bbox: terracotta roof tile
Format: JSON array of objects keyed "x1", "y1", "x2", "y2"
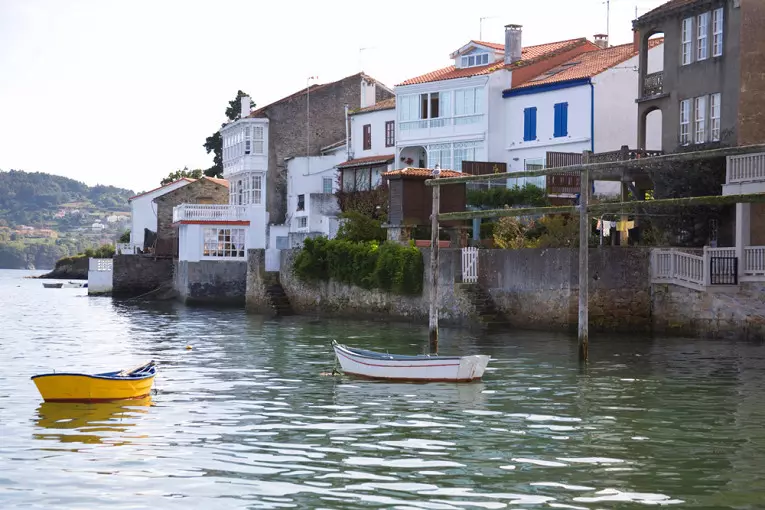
[
  {"x1": 203, "y1": 176, "x2": 230, "y2": 187},
  {"x1": 338, "y1": 155, "x2": 395, "y2": 168},
  {"x1": 382, "y1": 168, "x2": 464, "y2": 178},
  {"x1": 513, "y1": 38, "x2": 664, "y2": 90},
  {"x1": 349, "y1": 97, "x2": 396, "y2": 115},
  {"x1": 128, "y1": 178, "x2": 194, "y2": 201},
  {"x1": 398, "y1": 38, "x2": 594, "y2": 86}
]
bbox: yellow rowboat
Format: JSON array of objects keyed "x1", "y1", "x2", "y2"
[{"x1": 31, "y1": 361, "x2": 156, "y2": 403}]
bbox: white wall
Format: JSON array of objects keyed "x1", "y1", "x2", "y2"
[
  {"x1": 129, "y1": 179, "x2": 191, "y2": 248},
  {"x1": 178, "y1": 213, "x2": 266, "y2": 262},
  {"x1": 349, "y1": 108, "x2": 396, "y2": 160},
  {"x1": 286, "y1": 151, "x2": 346, "y2": 237},
  {"x1": 504, "y1": 83, "x2": 593, "y2": 174},
  {"x1": 486, "y1": 70, "x2": 512, "y2": 163},
  {"x1": 593, "y1": 43, "x2": 664, "y2": 153}
]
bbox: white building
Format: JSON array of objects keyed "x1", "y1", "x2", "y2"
[
  {"x1": 502, "y1": 36, "x2": 664, "y2": 194},
  {"x1": 127, "y1": 178, "x2": 193, "y2": 252},
  {"x1": 395, "y1": 25, "x2": 601, "y2": 173},
  {"x1": 173, "y1": 96, "x2": 269, "y2": 263},
  {"x1": 283, "y1": 142, "x2": 347, "y2": 248}
]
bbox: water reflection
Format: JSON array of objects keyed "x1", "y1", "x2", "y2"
[{"x1": 34, "y1": 397, "x2": 152, "y2": 446}]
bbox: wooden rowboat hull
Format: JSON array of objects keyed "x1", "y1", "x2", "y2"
[
  {"x1": 332, "y1": 341, "x2": 490, "y2": 383},
  {"x1": 31, "y1": 361, "x2": 156, "y2": 403}
]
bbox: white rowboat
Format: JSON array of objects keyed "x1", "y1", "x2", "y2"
[{"x1": 332, "y1": 340, "x2": 490, "y2": 383}]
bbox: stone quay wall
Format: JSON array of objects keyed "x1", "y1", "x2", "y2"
[
  {"x1": 174, "y1": 260, "x2": 247, "y2": 306},
  {"x1": 112, "y1": 255, "x2": 174, "y2": 297}
]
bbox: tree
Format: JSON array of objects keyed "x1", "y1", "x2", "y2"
[
  {"x1": 335, "y1": 211, "x2": 386, "y2": 242},
  {"x1": 647, "y1": 132, "x2": 732, "y2": 247},
  {"x1": 203, "y1": 90, "x2": 253, "y2": 178},
  {"x1": 118, "y1": 229, "x2": 130, "y2": 243},
  {"x1": 160, "y1": 167, "x2": 203, "y2": 186}
]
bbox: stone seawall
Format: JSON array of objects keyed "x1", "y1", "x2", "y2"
[
  {"x1": 175, "y1": 260, "x2": 247, "y2": 305},
  {"x1": 113, "y1": 255, "x2": 174, "y2": 297}
]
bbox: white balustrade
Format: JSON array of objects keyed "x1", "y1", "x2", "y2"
[
  {"x1": 89, "y1": 258, "x2": 113, "y2": 272},
  {"x1": 652, "y1": 249, "x2": 704, "y2": 290},
  {"x1": 116, "y1": 243, "x2": 137, "y2": 254},
  {"x1": 726, "y1": 153, "x2": 765, "y2": 183},
  {"x1": 707, "y1": 247, "x2": 736, "y2": 258},
  {"x1": 744, "y1": 246, "x2": 765, "y2": 276},
  {"x1": 173, "y1": 204, "x2": 249, "y2": 223}
]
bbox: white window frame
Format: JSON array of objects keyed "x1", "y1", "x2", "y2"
[
  {"x1": 252, "y1": 174, "x2": 262, "y2": 205},
  {"x1": 680, "y1": 99, "x2": 691, "y2": 145},
  {"x1": 682, "y1": 17, "x2": 694, "y2": 65},
  {"x1": 296, "y1": 216, "x2": 308, "y2": 230},
  {"x1": 713, "y1": 8, "x2": 724, "y2": 57},
  {"x1": 694, "y1": 95, "x2": 707, "y2": 144},
  {"x1": 697, "y1": 12, "x2": 709, "y2": 61},
  {"x1": 322, "y1": 177, "x2": 333, "y2": 194},
  {"x1": 202, "y1": 227, "x2": 246, "y2": 259},
  {"x1": 244, "y1": 126, "x2": 251, "y2": 154},
  {"x1": 710, "y1": 93, "x2": 721, "y2": 142},
  {"x1": 460, "y1": 53, "x2": 489, "y2": 68},
  {"x1": 252, "y1": 125, "x2": 264, "y2": 154}
]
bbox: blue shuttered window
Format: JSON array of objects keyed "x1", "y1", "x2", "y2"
[
  {"x1": 554, "y1": 102, "x2": 568, "y2": 138},
  {"x1": 523, "y1": 107, "x2": 537, "y2": 141}
]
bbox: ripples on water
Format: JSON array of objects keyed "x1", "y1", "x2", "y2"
[{"x1": 1, "y1": 270, "x2": 765, "y2": 509}]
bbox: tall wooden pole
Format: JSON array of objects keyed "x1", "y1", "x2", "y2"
[
  {"x1": 429, "y1": 167, "x2": 441, "y2": 353},
  {"x1": 578, "y1": 152, "x2": 590, "y2": 363}
]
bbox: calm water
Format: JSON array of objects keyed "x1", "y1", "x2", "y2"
[{"x1": 1, "y1": 270, "x2": 765, "y2": 509}]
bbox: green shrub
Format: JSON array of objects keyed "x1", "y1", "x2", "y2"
[
  {"x1": 294, "y1": 238, "x2": 423, "y2": 295},
  {"x1": 335, "y1": 211, "x2": 386, "y2": 242}
]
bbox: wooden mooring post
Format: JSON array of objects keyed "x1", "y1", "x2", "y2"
[
  {"x1": 428, "y1": 166, "x2": 441, "y2": 353},
  {"x1": 578, "y1": 152, "x2": 590, "y2": 363}
]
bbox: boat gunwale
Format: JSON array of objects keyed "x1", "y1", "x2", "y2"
[
  {"x1": 333, "y1": 342, "x2": 465, "y2": 362},
  {"x1": 31, "y1": 369, "x2": 156, "y2": 381}
]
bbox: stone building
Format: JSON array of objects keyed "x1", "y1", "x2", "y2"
[
  {"x1": 246, "y1": 72, "x2": 394, "y2": 224},
  {"x1": 153, "y1": 177, "x2": 229, "y2": 256}
]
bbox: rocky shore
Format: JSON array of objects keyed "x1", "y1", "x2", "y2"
[{"x1": 35, "y1": 256, "x2": 88, "y2": 280}]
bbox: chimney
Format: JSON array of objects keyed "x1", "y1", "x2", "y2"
[
  {"x1": 240, "y1": 95, "x2": 251, "y2": 118},
  {"x1": 504, "y1": 24, "x2": 523, "y2": 65},
  {"x1": 594, "y1": 34, "x2": 608, "y2": 49},
  {"x1": 633, "y1": 29, "x2": 640, "y2": 53}
]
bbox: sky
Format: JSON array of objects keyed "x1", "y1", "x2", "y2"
[{"x1": 0, "y1": 0, "x2": 668, "y2": 194}]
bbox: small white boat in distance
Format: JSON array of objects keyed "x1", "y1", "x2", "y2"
[{"x1": 332, "y1": 340, "x2": 490, "y2": 383}]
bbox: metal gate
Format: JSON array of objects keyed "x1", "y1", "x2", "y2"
[
  {"x1": 462, "y1": 247, "x2": 478, "y2": 283},
  {"x1": 265, "y1": 248, "x2": 281, "y2": 272}
]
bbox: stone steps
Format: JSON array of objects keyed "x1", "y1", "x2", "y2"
[
  {"x1": 265, "y1": 281, "x2": 293, "y2": 316},
  {"x1": 456, "y1": 283, "x2": 511, "y2": 329}
]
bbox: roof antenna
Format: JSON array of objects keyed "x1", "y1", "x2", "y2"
[{"x1": 479, "y1": 16, "x2": 498, "y2": 40}]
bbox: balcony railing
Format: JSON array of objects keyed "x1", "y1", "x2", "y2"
[
  {"x1": 173, "y1": 204, "x2": 249, "y2": 223},
  {"x1": 726, "y1": 153, "x2": 765, "y2": 184},
  {"x1": 643, "y1": 71, "x2": 664, "y2": 97},
  {"x1": 744, "y1": 247, "x2": 765, "y2": 276}
]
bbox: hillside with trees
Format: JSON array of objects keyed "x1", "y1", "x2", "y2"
[{"x1": 0, "y1": 169, "x2": 134, "y2": 269}]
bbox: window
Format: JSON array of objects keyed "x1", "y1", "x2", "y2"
[
  {"x1": 682, "y1": 17, "x2": 693, "y2": 65},
  {"x1": 398, "y1": 94, "x2": 419, "y2": 122},
  {"x1": 252, "y1": 175, "x2": 262, "y2": 205},
  {"x1": 713, "y1": 8, "x2": 724, "y2": 57},
  {"x1": 553, "y1": 102, "x2": 569, "y2": 138},
  {"x1": 460, "y1": 53, "x2": 489, "y2": 68},
  {"x1": 697, "y1": 12, "x2": 709, "y2": 61},
  {"x1": 453, "y1": 141, "x2": 481, "y2": 172},
  {"x1": 454, "y1": 87, "x2": 483, "y2": 124},
  {"x1": 694, "y1": 96, "x2": 707, "y2": 143},
  {"x1": 363, "y1": 124, "x2": 371, "y2": 150},
  {"x1": 427, "y1": 143, "x2": 452, "y2": 170},
  {"x1": 322, "y1": 177, "x2": 333, "y2": 194},
  {"x1": 710, "y1": 93, "x2": 721, "y2": 141},
  {"x1": 253, "y1": 125, "x2": 264, "y2": 154},
  {"x1": 203, "y1": 228, "x2": 245, "y2": 258},
  {"x1": 680, "y1": 99, "x2": 691, "y2": 145},
  {"x1": 297, "y1": 194, "x2": 305, "y2": 211},
  {"x1": 297, "y1": 217, "x2": 307, "y2": 229},
  {"x1": 385, "y1": 121, "x2": 395, "y2": 147},
  {"x1": 244, "y1": 126, "x2": 251, "y2": 154},
  {"x1": 523, "y1": 107, "x2": 537, "y2": 141}
]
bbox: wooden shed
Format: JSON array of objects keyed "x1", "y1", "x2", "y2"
[{"x1": 383, "y1": 168, "x2": 467, "y2": 227}]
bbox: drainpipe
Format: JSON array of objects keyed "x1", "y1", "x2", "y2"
[
  {"x1": 589, "y1": 79, "x2": 595, "y2": 153},
  {"x1": 344, "y1": 104, "x2": 350, "y2": 161}
]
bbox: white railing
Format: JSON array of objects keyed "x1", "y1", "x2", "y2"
[
  {"x1": 173, "y1": 204, "x2": 249, "y2": 223},
  {"x1": 707, "y1": 247, "x2": 736, "y2": 259},
  {"x1": 89, "y1": 258, "x2": 113, "y2": 272},
  {"x1": 652, "y1": 249, "x2": 705, "y2": 290},
  {"x1": 462, "y1": 247, "x2": 479, "y2": 284},
  {"x1": 116, "y1": 242, "x2": 138, "y2": 254},
  {"x1": 727, "y1": 152, "x2": 765, "y2": 184},
  {"x1": 744, "y1": 246, "x2": 765, "y2": 276}
]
